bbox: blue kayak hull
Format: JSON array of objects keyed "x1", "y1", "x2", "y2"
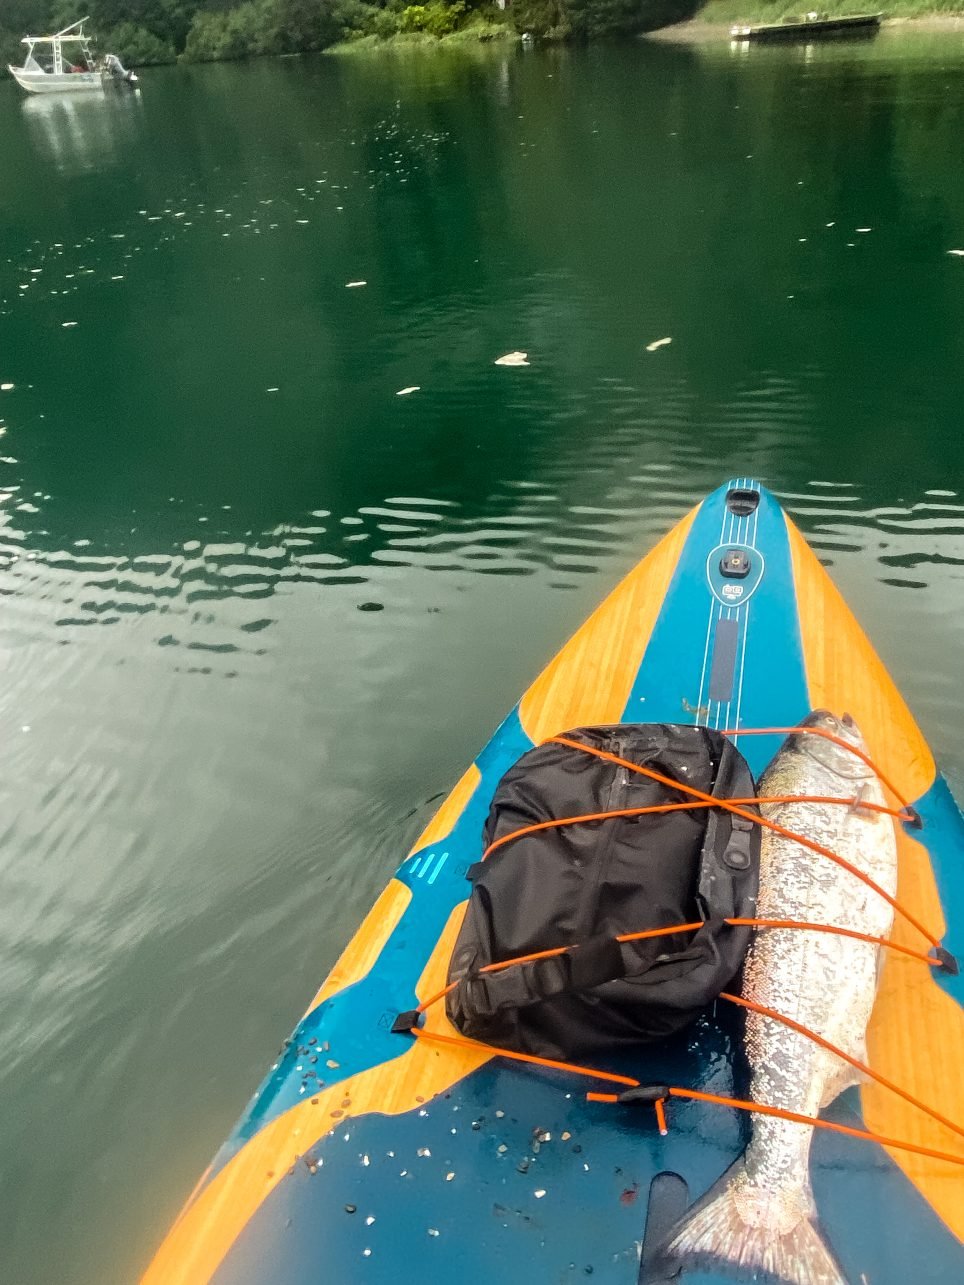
[{"x1": 145, "y1": 480, "x2": 964, "y2": 1284}]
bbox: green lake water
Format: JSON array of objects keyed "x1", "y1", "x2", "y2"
[{"x1": 0, "y1": 29, "x2": 962, "y2": 1283}]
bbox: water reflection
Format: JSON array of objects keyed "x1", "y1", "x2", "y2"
[
  {"x1": 21, "y1": 86, "x2": 144, "y2": 174},
  {"x1": 0, "y1": 37, "x2": 963, "y2": 1285}
]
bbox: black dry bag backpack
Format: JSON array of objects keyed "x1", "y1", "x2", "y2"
[{"x1": 446, "y1": 724, "x2": 760, "y2": 1060}]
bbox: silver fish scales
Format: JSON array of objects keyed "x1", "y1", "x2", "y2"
[{"x1": 669, "y1": 710, "x2": 898, "y2": 1285}]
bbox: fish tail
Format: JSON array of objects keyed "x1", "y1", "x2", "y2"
[{"x1": 665, "y1": 1161, "x2": 847, "y2": 1285}]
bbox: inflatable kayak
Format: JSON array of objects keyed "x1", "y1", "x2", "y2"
[{"x1": 144, "y1": 479, "x2": 964, "y2": 1284}]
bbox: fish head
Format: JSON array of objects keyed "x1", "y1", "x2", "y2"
[{"x1": 786, "y1": 709, "x2": 874, "y2": 782}]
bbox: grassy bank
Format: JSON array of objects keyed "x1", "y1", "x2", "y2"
[{"x1": 328, "y1": 21, "x2": 517, "y2": 54}]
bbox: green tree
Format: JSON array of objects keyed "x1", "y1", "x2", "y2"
[{"x1": 99, "y1": 19, "x2": 177, "y2": 61}]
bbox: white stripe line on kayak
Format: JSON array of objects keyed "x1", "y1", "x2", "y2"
[
  {"x1": 695, "y1": 605, "x2": 716, "y2": 726},
  {"x1": 733, "y1": 599, "x2": 751, "y2": 740},
  {"x1": 728, "y1": 477, "x2": 750, "y2": 733},
  {"x1": 696, "y1": 483, "x2": 734, "y2": 723},
  {"x1": 723, "y1": 476, "x2": 746, "y2": 729},
  {"x1": 731, "y1": 477, "x2": 757, "y2": 739},
  {"x1": 713, "y1": 597, "x2": 726, "y2": 730},
  {"x1": 713, "y1": 477, "x2": 744, "y2": 730},
  {"x1": 730, "y1": 472, "x2": 754, "y2": 727},
  {"x1": 734, "y1": 475, "x2": 746, "y2": 546},
  {"x1": 427, "y1": 851, "x2": 449, "y2": 884}
]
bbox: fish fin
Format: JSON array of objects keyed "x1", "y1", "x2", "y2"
[
  {"x1": 819, "y1": 1055, "x2": 863, "y2": 1109},
  {"x1": 665, "y1": 1161, "x2": 847, "y2": 1285}
]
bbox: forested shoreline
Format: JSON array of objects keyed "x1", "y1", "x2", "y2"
[
  {"x1": 2, "y1": 1, "x2": 962, "y2": 68},
  {"x1": 0, "y1": 0, "x2": 702, "y2": 65}
]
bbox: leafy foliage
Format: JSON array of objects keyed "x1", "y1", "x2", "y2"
[
  {"x1": 398, "y1": 1, "x2": 466, "y2": 36},
  {"x1": 0, "y1": 0, "x2": 722, "y2": 69},
  {"x1": 181, "y1": 0, "x2": 276, "y2": 59},
  {"x1": 514, "y1": 0, "x2": 699, "y2": 36},
  {"x1": 509, "y1": 0, "x2": 571, "y2": 37},
  {"x1": 99, "y1": 20, "x2": 177, "y2": 61}
]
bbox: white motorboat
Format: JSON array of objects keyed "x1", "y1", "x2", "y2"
[{"x1": 7, "y1": 17, "x2": 138, "y2": 95}]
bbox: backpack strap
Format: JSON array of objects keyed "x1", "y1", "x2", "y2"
[{"x1": 454, "y1": 930, "x2": 713, "y2": 1023}]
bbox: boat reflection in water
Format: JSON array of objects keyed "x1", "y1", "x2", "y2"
[{"x1": 21, "y1": 87, "x2": 143, "y2": 173}]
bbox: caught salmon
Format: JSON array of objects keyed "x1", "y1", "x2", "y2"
[{"x1": 667, "y1": 710, "x2": 899, "y2": 1284}]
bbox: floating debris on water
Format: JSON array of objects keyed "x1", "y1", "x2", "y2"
[
  {"x1": 646, "y1": 337, "x2": 672, "y2": 352},
  {"x1": 856, "y1": 227, "x2": 873, "y2": 233},
  {"x1": 346, "y1": 281, "x2": 367, "y2": 288},
  {"x1": 948, "y1": 249, "x2": 964, "y2": 257},
  {"x1": 1, "y1": 383, "x2": 14, "y2": 391},
  {"x1": 494, "y1": 351, "x2": 529, "y2": 367},
  {"x1": 534, "y1": 1189, "x2": 546, "y2": 1199},
  {"x1": 396, "y1": 386, "x2": 420, "y2": 396},
  {"x1": 266, "y1": 387, "x2": 279, "y2": 393}
]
